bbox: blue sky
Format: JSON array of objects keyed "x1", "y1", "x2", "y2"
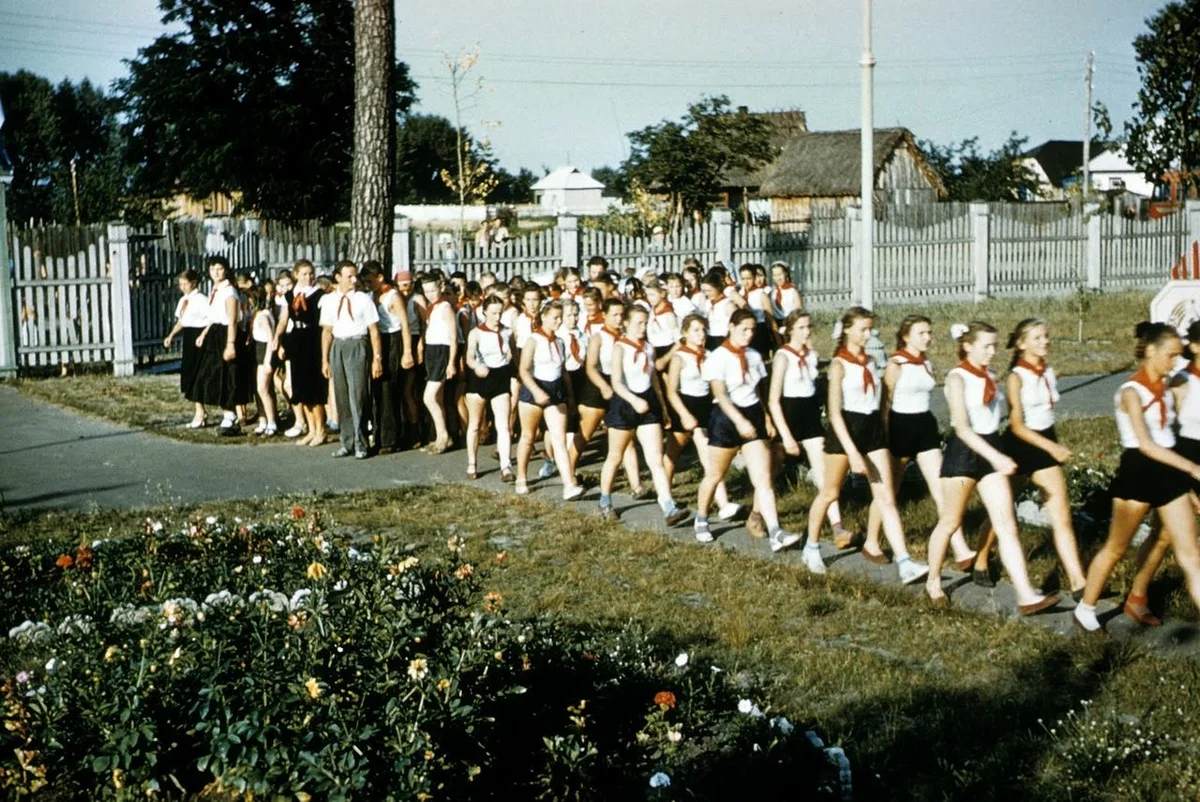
[{"x1": 0, "y1": 0, "x2": 1162, "y2": 175}]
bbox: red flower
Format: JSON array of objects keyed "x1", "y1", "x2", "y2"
[
  {"x1": 74, "y1": 546, "x2": 94, "y2": 571},
  {"x1": 654, "y1": 691, "x2": 677, "y2": 710},
  {"x1": 55, "y1": 555, "x2": 74, "y2": 569},
  {"x1": 291, "y1": 506, "x2": 306, "y2": 519}
]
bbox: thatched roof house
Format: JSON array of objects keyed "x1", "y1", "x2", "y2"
[{"x1": 725, "y1": 125, "x2": 945, "y2": 224}]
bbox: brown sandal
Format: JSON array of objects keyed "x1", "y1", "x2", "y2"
[
  {"x1": 1123, "y1": 594, "x2": 1162, "y2": 627},
  {"x1": 861, "y1": 548, "x2": 891, "y2": 565},
  {"x1": 1018, "y1": 595, "x2": 1061, "y2": 616}
]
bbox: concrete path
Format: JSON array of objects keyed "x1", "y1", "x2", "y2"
[{"x1": 2, "y1": 373, "x2": 1196, "y2": 656}]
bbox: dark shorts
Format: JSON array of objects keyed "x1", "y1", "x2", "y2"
[
  {"x1": 466, "y1": 363, "x2": 512, "y2": 401},
  {"x1": 605, "y1": 388, "x2": 662, "y2": 431},
  {"x1": 825, "y1": 410, "x2": 886, "y2": 456},
  {"x1": 1002, "y1": 425, "x2": 1061, "y2": 476},
  {"x1": 709, "y1": 401, "x2": 770, "y2": 449},
  {"x1": 1110, "y1": 448, "x2": 1190, "y2": 507},
  {"x1": 519, "y1": 376, "x2": 567, "y2": 408},
  {"x1": 1177, "y1": 437, "x2": 1200, "y2": 495},
  {"x1": 780, "y1": 395, "x2": 824, "y2": 442},
  {"x1": 668, "y1": 393, "x2": 713, "y2": 433},
  {"x1": 940, "y1": 432, "x2": 1003, "y2": 481},
  {"x1": 254, "y1": 342, "x2": 270, "y2": 366},
  {"x1": 887, "y1": 410, "x2": 942, "y2": 459},
  {"x1": 577, "y1": 372, "x2": 609, "y2": 410},
  {"x1": 654, "y1": 344, "x2": 674, "y2": 363},
  {"x1": 425, "y1": 344, "x2": 451, "y2": 383}
]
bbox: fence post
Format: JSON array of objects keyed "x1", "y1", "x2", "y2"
[
  {"x1": 107, "y1": 222, "x2": 135, "y2": 377},
  {"x1": 391, "y1": 213, "x2": 411, "y2": 279},
  {"x1": 713, "y1": 208, "x2": 733, "y2": 267},
  {"x1": 969, "y1": 202, "x2": 989, "y2": 301},
  {"x1": 0, "y1": 182, "x2": 17, "y2": 378},
  {"x1": 1085, "y1": 201, "x2": 1102, "y2": 290},
  {"x1": 557, "y1": 215, "x2": 579, "y2": 267},
  {"x1": 1188, "y1": 200, "x2": 1200, "y2": 277},
  {"x1": 847, "y1": 206, "x2": 862, "y2": 303}
]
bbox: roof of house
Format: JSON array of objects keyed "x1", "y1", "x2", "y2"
[
  {"x1": 755, "y1": 127, "x2": 945, "y2": 198},
  {"x1": 531, "y1": 166, "x2": 605, "y2": 192},
  {"x1": 1088, "y1": 147, "x2": 1136, "y2": 172},
  {"x1": 723, "y1": 109, "x2": 809, "y2": 189},
  {"x1": 1021, "y1": 140, "x2": 1086, "y2": 187}
]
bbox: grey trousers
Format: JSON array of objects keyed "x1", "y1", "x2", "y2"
[{"x1": 331, "y1": 336, "x2": 370, "y2": 453}]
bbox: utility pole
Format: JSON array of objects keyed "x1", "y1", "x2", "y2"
[
  {"x1": 1082, "y1": 51, "x2": 1094, "y2": 198},
  {"x1": 69, "y1": 154, "x2": 81, "y2": 226},
  {"x1": 859, "y1": 0, "x2": 875, "y2": 309}
]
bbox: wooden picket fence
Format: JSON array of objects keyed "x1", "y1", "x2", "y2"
[
  {"x1": 579, "y1": 223, "x2": 717, "y2": 275},
  {"x1": 410, "y1": 225, "x2": 560, "y2": 281}
]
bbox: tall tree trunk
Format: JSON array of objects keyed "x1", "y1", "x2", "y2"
[{"x1": 350, "y1": 0, "x2": 394, "y2": 267}]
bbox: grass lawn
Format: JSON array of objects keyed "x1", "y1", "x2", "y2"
[{"x1": 4, "y1": 475, "x2": 1200, "y2": 800}]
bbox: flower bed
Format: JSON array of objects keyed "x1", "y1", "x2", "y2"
[{"x1": 0, "y1": 509, "x2": 843, "y2": 800}]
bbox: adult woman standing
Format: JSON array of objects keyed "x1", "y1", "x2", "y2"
[
  {"x1": 163, "y1": 268, "x2": 208, "y2": 428},
  {"x1": 802, "y1": 307, "x2": 928, "y2": 584},
  {"x1": 275, "y1": 260, "x2": 327, "y2": 446},
  {"x1": 1074, "y1": 323, "x2": 1200, "y2": 632},
  {"x1": 192, "y1": 256, "x2": 248, "y2": 435},
  {"x1": 923, "y1": 322, "x2": 1058, "y2": 613}
]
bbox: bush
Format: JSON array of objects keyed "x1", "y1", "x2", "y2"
[{"x1": 0, "y1": 509, "x2": 841, "y2": 800}]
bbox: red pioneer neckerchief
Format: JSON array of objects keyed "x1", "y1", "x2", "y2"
[{"x1": 956, "y1": 359, "x2": 997, "y2": 407}]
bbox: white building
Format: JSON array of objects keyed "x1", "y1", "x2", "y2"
[
  {"x1": 531, "y1": 166, "x2": 612, "y2": 214},
  {"x1": 1088, "y1": 147, "x2": 1154, "y2": 197}
]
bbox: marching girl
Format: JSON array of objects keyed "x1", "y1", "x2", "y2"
[
  {"x1": 736, "y1": 263, "x2": 777, "y2": 357},
  {"x1": 664, "y1": 272, "x2": 697, "y2": 319},
  {"x1": 515, "y1": 301, "x2": 585, "y2": 501},
  {"x1": 663, "y1": 314, "x2": 740, "y2": 522},
  {"x1": 246, "y1": 286, "x2": 278, "y2": 436},
  {"x1": 192, "y1": 256, "x2": 250, "y2": 436},
  {"x1": 863, "y1": 316, "x2": 976, "y2": 567},
  {"x1": 695, "y1": 308, "x2": 797, "y2": 549},
  {"x1": 770, "y1": 262, "x2": 802, "y2": 327},
  {"x1": 579, "y1": 297, "x2": 646, "y2": 497},
  {"x1": 767, "y1": 311, "x2": 853, "y2": 544},
  {"x1": 558, "y1": 299, "x2": 589, "y2": 445},
  {"x1": 972, "y1": 319, "x2": 1086, "y2": 596},
  {"x1": 923, "y1": 322, "x2": 1057, "y2": 612},
  {"x1": 802, "y1": 307, "x2": 929, "y2": 584},
  {"x1": 597, "y1": 304, "x2": 689, "y2": 525},
  {"x1": 643, "y1": 279, "x2": 680, "y2": 367},
  {"x1": 582, "y1": 288, "x2": 604, "y2": 334},
  {"x1": 699, "y1": 272, "x2": 736, "y2": 352},
  {"x1": 1074, "y1": 323, "x2": 1200, "y2": 632},
  {"x1": 464, "y1": 295, "x2": 515, "y2": 482},
  {"x1": 275, "y1": 260, "x2": 327, "y2": 445},
  {"x1": 562, "y1": 267, "x2": 586, "y2": 319},
  {"x1": 163, "y1": 268, "x2": 209, "y2": 428},
  {"x1": 420, "y1": 272, "x2": 458, "y2": 455}
]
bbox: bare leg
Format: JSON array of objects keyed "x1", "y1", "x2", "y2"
[
  {"x1": 697, "y1": 447, "x2": 738, "y2": 516},
  {"x1": 1157, "y1": 496, "x2": 1200, "y2": 611},
  {"x1": 806, "y1": 454, "x2": 850, "y2": 547},
  {"x1": 976, "y1": 472, "x2": 1043, "y2": 605},
  {"x1": 516, "y1": 403, "x2": 545, "y2": 487},
  {"x1": 802, "y1": 437, "x2": 845, "y2": 535},
  {"x1": 695, "y1": 429, "x2": 734, "y2": 509},
  {"x1": 600, "y1": 429, "x2": 636, "y2": 498},
  {"x1": 543, "y1": 405, "x2": 579, "y2": 493},
  {"x1": 664, "y1": 431, "x2": 691, "y2": 486},
  {"x1": 742, "y1": 439, "x2": 780, "y2": 528},
  {"x1": 1082, "y1": 499, "x2": 1151, "y2": 606},
  {"x1": 465, "y1": 393, "x2": 486, "y2": 472},
  {"x1": 864, "y1": 449, "x2": 915, "y2": 561},
  {"x1": 635, "y1": 424, "x2": 676, "y2": 511},
  {"x1": 490, "y1": 394, "x2": 513, "y2": 470},
  {"x1": 1031, "y1": 466, "x2": 1086, "y2": 591},
  {"x1": 915, "y1": 449, "x2": 973, "y2": 562},
  {"x1": 423, "y1": 380, "x2": 449, "y2": 448},
  {"x1": 924, "y1": 478, "x2": 975, "y2": 600}
]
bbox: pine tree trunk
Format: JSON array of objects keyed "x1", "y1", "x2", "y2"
[{"x1": 350, "y1": 0, "x2": 394, "y2": 267}]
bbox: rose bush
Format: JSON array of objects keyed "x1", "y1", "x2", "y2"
[{"x1": 0, "y1": 509, "x2": 841, "y2": 800}]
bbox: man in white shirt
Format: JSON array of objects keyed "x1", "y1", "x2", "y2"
[{"x1": 320, "y1": 261, "x2": 383, "y2": 459}]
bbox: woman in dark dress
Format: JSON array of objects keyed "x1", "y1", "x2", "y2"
[
  {"x1": 163, "y1": 268, "x2": 209, "y2": 428},
  {"x1": 275, "y1": 259, "x2": 328, "y2": 446},
  {"x1": 191, "y1": 257, "x2": 251, "y2": 435}
]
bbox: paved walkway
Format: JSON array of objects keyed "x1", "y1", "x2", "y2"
[{"x1": 2, "y1": 373, "x2": 1196, "y2": 656}]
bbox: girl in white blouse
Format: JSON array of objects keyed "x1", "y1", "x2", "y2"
[
  {"x1": 769, "y1": 262, "x2": 802, "y2": 324},
  {"x1": 700, "y1": 273, "x2": 736, "y2": 352},
  {"x1": 163, "y1": 268, "x2": 209, "y2": 428},
  {"x1": 924, "y1": 322, "x2": 1057, "y2": 614},
  {"x1": 1075, "y1": 322, "x2": 1200, "y2": 632},
  {"x1": 465, "y1": 295, "x2": 515, "y2": 483},
  {"x1": 803, "y1": 307, "x2": 928, "y2": 585},
  {"x1": 736, "y1": 263, "x2": 777, "y2": 356},
  {"x1": 193, "y1": 257, "x2": 249, "y2": 434},
  {"x1": 973, "y1": 318, "x2": 1085, "y2": 597}
]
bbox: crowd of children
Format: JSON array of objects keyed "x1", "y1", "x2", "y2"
[{"x1": 170, "y1": 253, "x2": 1200, "y2": 631}]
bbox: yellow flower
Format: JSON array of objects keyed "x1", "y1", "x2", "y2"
[
  {"x1": 391, "y1": 556, "x2": 420, "y2": 576},
  {"x1": 408, "y1": 657, "x2": 429, "y2": 681},
  {"x1": 494, "y1": 551, "x2": 509, "y2": 565},
  {"x1": 447, "y1": 535, "x2": 463, "y2": 553},
  {"x1": 494, "y1": 651, "x2": 503, "y2": 661},
  {"x1": 424, "y1": 750, "x2": 434, "y2": 761},
  {"x1": 305, "y1": 678, "x2": 322, "y2": 699},
  {"x1": 455, "y1": 563, "x2": 474, "y2": 580},
  {"x1": 103, "y1": 645, "x2": 118, "y2": 663},
  {"x1": 436, "y1": 678, "x2": 451, "y2": 692},
  {"x1": 306, "y1": 561, "x2": 327, "y2": 580},
  {"x1": 483, "y1": 591, "x2": 504, "y2": 612},
  {"x1": 112, "y1": 768, "x2": 124, "y2": 789}
]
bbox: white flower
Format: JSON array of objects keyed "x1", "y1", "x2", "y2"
[
  {"x1": 666, "y1": 729, "x2": 683, "y2": 743},
  {"x1": 205, "y1": 515, "x2": 218, "y2": 525},
  {"x1": 249, "y1": 590, "x2": 288, "y2": 612},
  {"x1": 110, "y1": 605, "x2": 155, "y2": 627},
  {"x1": 738, "y1": 699, "x2": 764, "y2": 718},
  {"x1": 333, "y1": 579, "x2": 348, "y2": 592},
  {"x1": 288, "y1": 589, "x2": 311, "y2": 611},
  {"x1": 674, "y1": 652, "x2": 689, "y2": 668},
  {"x1": 56, "y1": 615, "x2": 93, "y2": 636},
  {"x1": 710, "y1": 665, "x2": 722, "y2": 674},
  {"x1": 649, "y1": 772, "x2": 671, "y2": 789},
  {"x1": 770, "y1": 716, "x2": 795, "y2": 735},
  {"x1": 252, "y1": 555, "x2": 262, "y2": 564},
  {"x1": 8, "y1": 620, "x2": 51, "y2": 643},
  {"x1": 202, "y1": 590, "x2": 243, "y2": 609},
  {"x1": 44, "y1": 658, "x2": 57, "y2": 673}
]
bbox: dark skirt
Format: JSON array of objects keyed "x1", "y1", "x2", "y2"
[
  {"x1": 605, "y1": 387, "x2": 662, "y2": 430},
  {"x1": 825, "y1": 410, "x2": 886, "y2": 456},
  {"x1": 941, "y1": 432, "x2": 1003, "y2": 481},
  {"x1": 709, "y1": 401, "x2": 770, "y2": 449},
  {"x1": 192, "y1": 325, "x2": 250, "y2": 408},
  {"x1": 668, "y1": 392, "x2": 713, "y2": 433},
  {"x1": 466, "y1": 363, "x2": 513, "y2": 400},
  {"x1": 888, "y1": 410, "x2": 942, "y2": 459},
  {"x1": 519, "y1": 376, "x2": 567, "y2": 408},
  {"x1": 181, "y1": 326, "x2": 204, "y2": 400},
  {"x1": 286, "y1": 325, "x2": 327, "y2": 405},
  {"x1": 577, "y1": 371, "x2": 609, "y2": 410},
  {"x1": 1110, "y1": 448, "x2": 1191, "y2": 507},
  {"x1": 425, "y1": 344, "x2": 451, "y2": 383},
  {"x1": 752, "y1": 321, "x2": 773, "y2": 357},
  {"x1": 1002, "y1": 425, "x2": 1062, "y2": 476},
  {"x1": 781, "y1": 395, "x2": 824, "y2": 442},
  {"x1": 1177, "y1": 437, "x2": 1200, "y2": 495}
]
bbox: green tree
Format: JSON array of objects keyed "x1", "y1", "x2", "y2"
[
  {"x1": 491, "y1": 166, "x2": 537, "y2": 204},
  {"x1": 395, "y1": 114, "x2": 461, "y2": 204},
  {"x1": 1124, "y1": 0, "x2": 1200, "y2": 191},
  {"x1": 622, "y1": 95, "x2": 770, "y2": 223},
  {"x1": 590, "y1": 165, "x2": 629, "y2": 201},
  {"x1": 0, "y1": 71, "x2": 125, "y2": 224},
  {"x1": 117, "y1": 0, "x2": 416, "y2": 223},
  {"x1": 920, "y1": 133, "x2": 1041, "y2": 201}
]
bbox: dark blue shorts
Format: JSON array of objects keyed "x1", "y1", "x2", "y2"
[
  {"x1": 518, "y1": 376, "x2": 566, "y2": 408},
  {"x1": 605, "y1": 388, "x2": 662, "y2": 431},
  {"x1": 709, "y1": 401, "x2": 769, "y2": 449}
]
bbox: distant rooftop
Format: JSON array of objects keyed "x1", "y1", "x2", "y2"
[{"x1": 532, "y1": 166, "x2": 605, "y2": 191}]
